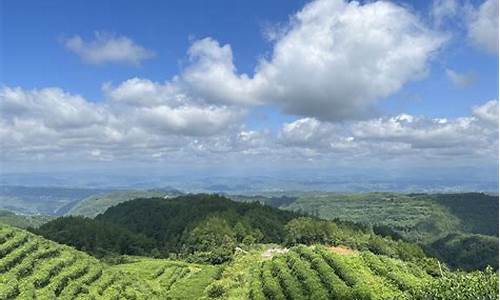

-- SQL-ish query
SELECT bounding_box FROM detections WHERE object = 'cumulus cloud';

[102,77,243,136]
[59,0,446,121]
[279,100,498,160]
[0,87,108,129]
[257,0,445,121]
[181,38,263,106]
[1,0,495,170]
[97,0,448,121]
[179,0,445,121]
[279,118,334,147]
[0,82,497,169]
[467,0,499,53]
[0,82,243,164]
[64,31,155,65]
[445,68,477,88]
[472,100,499,125]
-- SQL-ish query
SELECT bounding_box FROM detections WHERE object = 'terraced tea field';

[0,225,497,299]
[0,225,217,299]
[208,245,436,300]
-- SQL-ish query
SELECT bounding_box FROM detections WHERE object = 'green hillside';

[283,192,498,241]
[67,190,183,218]
[203,245,498,300]
[0,210,53,229]
[34,195,429,265]
[1,224,498,299]
[0,186,110,216]
[282,192,499,270]
[0,225,217,299]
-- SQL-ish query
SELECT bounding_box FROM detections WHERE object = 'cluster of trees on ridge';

[279,192,499,271]
[33,194,436,270]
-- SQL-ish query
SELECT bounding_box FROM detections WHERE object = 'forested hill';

[34,194,428,265]
[32,194,498,271]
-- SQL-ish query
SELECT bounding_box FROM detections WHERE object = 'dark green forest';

[35,195,440,270]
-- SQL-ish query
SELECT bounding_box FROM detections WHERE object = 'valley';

[0,190,497,299]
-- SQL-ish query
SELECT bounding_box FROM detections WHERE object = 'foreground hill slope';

[0,225,217,299]
[1,224,498,299]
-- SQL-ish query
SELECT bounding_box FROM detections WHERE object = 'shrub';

[261,261,286,300]
[206,282,226,298]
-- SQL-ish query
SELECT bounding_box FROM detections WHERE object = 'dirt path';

[261,247,289,259]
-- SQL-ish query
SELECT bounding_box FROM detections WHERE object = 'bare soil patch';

[327,245,354,255]
[261,247,289,259]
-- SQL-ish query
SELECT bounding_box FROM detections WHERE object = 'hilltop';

[67,189,183,218]
[34,194,429,265]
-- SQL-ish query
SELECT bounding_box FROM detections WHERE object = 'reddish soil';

[327,245,354,255]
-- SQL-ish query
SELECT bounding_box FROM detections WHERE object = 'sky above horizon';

[0,0,498,184]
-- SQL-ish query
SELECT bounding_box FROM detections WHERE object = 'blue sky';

[2,0,305,99]
[0,0,498,188]
[3,0,496,114]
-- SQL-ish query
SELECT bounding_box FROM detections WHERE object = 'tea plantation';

[0,225,497,299]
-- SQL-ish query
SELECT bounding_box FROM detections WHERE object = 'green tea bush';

[12,246,59,279]
[286,251,328,300]
[32,252,76,288]
[295,246,352,300]
[261,260,286,300]
[361,252,429,291]
[206,281,225,298]
[0,239,38,273]
[271,256,304,299]
[249,263,266,300]
[412,267,499,300]
[0,232,28,258]
[315,247,358,286]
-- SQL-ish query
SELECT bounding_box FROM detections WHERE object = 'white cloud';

[132,105,241,136]
[431,0,460,26]
[279,118,334,147]
[103,78,187,107]
[0,82,243,163]
[467,0,499,53]
[181,38,263,106]
[1,0,496,172]
[279,100,498,160]
[256,0,445,121]
[64,31,155,65]
[60,0,446,122]
[0,82,497,170]
[445,68,477,87]
[102,77,243,136]
[473,99,499,125]
[182,0,445,121]
[121,0,445,122]
[0,87,108,129]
